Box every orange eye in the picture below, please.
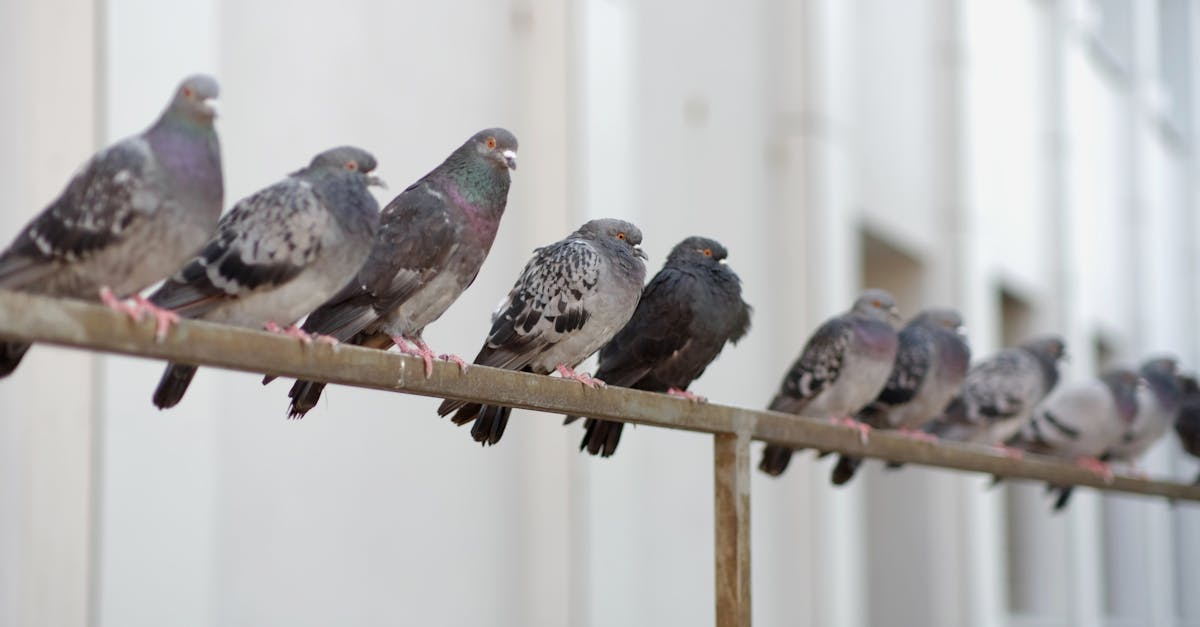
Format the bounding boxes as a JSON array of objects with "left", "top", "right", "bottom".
[
  {"left": 703, "top": 248, "right": 713, "bottom": 257},
  {"left": 486, "top": 136, "right": 497, "bottom": 149},
  {"left": 345, "top": 161, "right": 358, "bottom": 171},
  {"left": 616, "top": 232, "right": 626, "bottom": 240},
  {"left": 182, "top": 86, "right": 193, "bottom": 98},
  {"left": 872, "top": 300, "right": 881, "bottom": 307}
]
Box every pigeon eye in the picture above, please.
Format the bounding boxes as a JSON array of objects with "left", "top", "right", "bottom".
[
  {"left": 486, "top": 136, "right": 497, "bottom": 149},
  {"left": 182, "top": 86, "right": 193, "bottom": 98},
  {"left": 703, "top": 248, "right": 713, "bottom": 257},
  {"left": 872, "top": 300, "right": 881, "bottom": 307},
  {"left": 616, "top": 232, "right": 626, "bottom": 241},
  {"left": 345, "top": 161, "right": 358, "bottom": 171}
]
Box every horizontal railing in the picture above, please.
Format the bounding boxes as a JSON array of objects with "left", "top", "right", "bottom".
[{"left": 1, "top": 289, "right": 1197, "bottom": 626}]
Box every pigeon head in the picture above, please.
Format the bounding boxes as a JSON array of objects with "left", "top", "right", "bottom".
[
  {"left": 166, "top": 74, "right": 219, "bottom": 124},
  {"left": 1140, "top": 357, "right": 1184, "bottom": 408},
  {"left": 1019, "top": 335, "right": 1066, "bottom": 362},
  {"left": 577, "top": 218, "right": 646, "bottom": 260},
  {"left": 911, "top": 308, "right": 965, "bottom": 336},
  {"left": 305, "top": 146, "right": 384, "bottom": 186},
  {"left": 851, "top": 288, "right": 901, "bottom": 325},
  {"left": 667, "top": 236, "right": 729, "bottom": 264},
  {"left": 1101, "top": 367, "right": 1142, "bottom": 423},
  {"left": 467, "top": 128, "right": 519, "bottom": 171}
]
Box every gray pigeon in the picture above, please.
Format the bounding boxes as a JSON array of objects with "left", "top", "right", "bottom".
[
  {"left": 924, "top": 335, "right": 1066, "bottom": 449},
  {"left": 1173, "top": 374, "right": 1200, "bottom": 484},
  {"left": 1106, "top": 357, "right": 1184, "bottom": 463},
  {"left": 0, "top": 75, "right": 223, "bottom": 376},
  {"left": 1010, "top": 368, "right": 1140, "bottom": 510},
  {"left": 150, "top": 146, "right": 381, "bottom": 408},
  {"left": 563, "top": 236, "right": 752, "bottom": 457},
  {"left": 437, "top": 218, "right": 647, "bottom": 445},
  {"left": 275, "top": 129, "right": 518, "bottom": 419},
  {"left": 758, "top": 289, "right": 901, "bottom": 477},
  {"left": 830, "top": 308, "right": 970, "bottom": 485}
]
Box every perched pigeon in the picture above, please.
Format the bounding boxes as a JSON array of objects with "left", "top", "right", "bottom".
[
  {"left": 150, "top": 146, "right": 381, "bottom": 408},
  {"left": 1106, "top": 357, "right": 1184, "bottom": 463},
  {"left": 830, "top": 308, "right": 970, "bottom": 485},
  {"left": 758, "top": 289, "right": 901, "bottom": 477},
  {"left": 1173, "top": 374, "right": 1200, "bottom": 484},
  {"left": 563, "top": 236, "right": 752, "bottom": 457},
  {"left": 275, "top": 128, "right": 518, "bottom": 419},
  {"left": 924, "top": 335, "right": 1066, "bottom": 449},
  {"left": 1010, "top": 368, "right": 1140, "bottom": 510},
  {"left": 0, "top": 75, "right": 223, "bottom": 377},
  {"left": 437, "top": 218, "right": 647, "bottom": 445}
]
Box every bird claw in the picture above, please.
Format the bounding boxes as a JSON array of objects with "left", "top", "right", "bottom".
[
  {"left": 265, "top": 321, "right": 316, "bottom": 344},
  {"left": 667, "top": 387, "right": 706, "bottom": 403},
  {"left": 830, "top": 416, "right": 871, "bottom": 445},
  {"left": 556, "top": 364, "right": 604, "bottom": 388},
  {"left": 1076, "top": 457, "right": 1115, "bottom": 484},
  {"left": 439, "top": 353, "right": 469, "bottom": 374},
  {"left": 99, "top": 286, "right": 142, "bottom": 321},
  {"left": 391, "top": 337, "right": 436, "bottom": 378},
  {"left": 995, "top": 446, "right": 1025, "bottom": 461},
  {"left": 131, "top": 295, "right": 180, "bottom": 342},
  {"left": 898, "top": 427, "right": 938, "bottom": 444}
]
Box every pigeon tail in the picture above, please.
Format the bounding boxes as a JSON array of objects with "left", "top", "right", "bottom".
[
  {"left": 1052, "top": 486, "right": 1074, "bottom": 512},
  {"left": 831, "top": 454, "right": 862, "bottom": 485},
  {"left": 153, "top": 363, "right": 198, "bottom": 409},
  {"left": 287, "top": 380, "right": 328, "bottom": 419},
  {"left": 759, "top": 444, "right": 794, "bottom": 476},
  {"left": 0, "top": 341, "right": 31, "bottom": 378},
  {"left": 468, "top": 404, "right": 512, "bottom": 445},
  {"left": 580, "top": 418, "right": 625, "bottom": 457}
]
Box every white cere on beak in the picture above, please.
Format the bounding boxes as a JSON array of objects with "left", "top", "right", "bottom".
[{"left": 502, "top": 149, "right": 518, "bottom": 170}]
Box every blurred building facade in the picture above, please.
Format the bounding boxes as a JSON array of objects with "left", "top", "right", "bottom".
[{"left": 1, "top": 0, "right": 1198, "bottom": 626}]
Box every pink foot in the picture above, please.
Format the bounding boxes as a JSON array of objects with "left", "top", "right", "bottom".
[
  {"left": 898, "top": 427, "right": 939, "bottom": 444},
  {"left": 439, "top": 353, "right": 469, "bottom": 374},
  {"left": 313, "top": 334, "right": 339, "bottom": 345},
  {"left": 994, "top": 445, "right": 1025, "bottom": 461},
  {"left": 830, "top": 416, "right": 871, "bottom": 445},
  {"left": 98, "top": 286, "right": 141, "bottom": 321},
  {"left": 556, "top": 363, "right": 605, "bottom": 388},
  {"left": 265, "top": 321, "right": 315, "bottom": 344},
  {"left": 667, "top": 387, "right": 707, "bottom": 403},
  {"left": 1076, "top": 457, "right": 1114, "bottom": 484},
  {"left": 131, "top": 295, "right": 180, "bottom": 342},
  {"left": 390, "top": 336, "right": 435, "bottom": 378}
]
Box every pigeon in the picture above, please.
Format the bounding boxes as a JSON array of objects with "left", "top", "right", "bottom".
[
  {"left": 1173, "top": 374, "right": 1200, "bottom": 484},
  {"left": 830, "top": 308, "right": 970, "bottom": 485},
  {"left": 0, "top": 74, "right": 223, "bottom": 377},
  {"left": 1106, "top": 357, "right": 1185, "bottom": 463},
  {"left": 437, "top": 218, "right": 647, "bottom": 446},
  {"left": 1010, "top": 368, "right": 1140, "bottom": 510},
  {"left": 562, "top": 236, "right": 752, "bottom": 457},
  {"left": 758, "top": 288, "right": 901, "bottom": 477},
  {"left": 275, "top": 128, "right": 518, "bottom": 419},
  {"left": 149, "top": 146, "right": 381, "bottom": 409},
  {"left": 923, "top": 335, "right": 1066, "bottom": 450}
]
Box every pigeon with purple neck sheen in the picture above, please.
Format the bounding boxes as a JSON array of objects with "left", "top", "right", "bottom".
[
  {"left": 1173, "top": 374, "right": 1200, "bottom": 484},
  {"left": 1105, "top": 357, "right": 1185, "bottom": 464},
  {"left": 273, "top": 129, "right": 518, "bottom": 419},
  {"left": 758, "top": 289, "right": 901, "bottom": 477},
  {"left": 149, "top": 146, "right": 381, "bottom": 409},
  {"left": 0, "top": 74, "right": 223, "bottom": 377},
  {"left": 830, "top": 308, "right": 970, "bottom": 485},
  {"left": 563, "top": 236, "right": 752, "bottom": 457},
  {"left": 924, "top": 335, "right": 1066, "bottom": 449},
  {"left": 437, "top": 218, "right": 647, "bottom": 446}
]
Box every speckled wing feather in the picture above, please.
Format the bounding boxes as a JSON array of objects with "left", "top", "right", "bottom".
[
  {"left": 150, "top": 178, "right": 330, "bottom": 316},
  {"left": 768, "top": 318, "right": 852, "bottom": 415},
  {"left": 300, "top": 182, "right": 459, "bottom": 340},
  {"left": 964, "top": 352, "right": 1033, "bottom": 422},
  {"left": 0, "top": 140, "right": 163, "bottom": 288}
]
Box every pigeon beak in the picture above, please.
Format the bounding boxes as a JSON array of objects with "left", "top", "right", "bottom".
[
  {"left": 367, "top": 175, "right": 388, "bottom": 189},
  {"left": 956, "top": 324, "right": 968, "bottom": 337},
  {"left": 888, "top": 305, "right": 902, "bottom": 322},
  {"left": 502, "top": 150, "right": 518, "bottom": 170},
  {"left": 633, "top": 246, "right": 647, "bottom": 260}
]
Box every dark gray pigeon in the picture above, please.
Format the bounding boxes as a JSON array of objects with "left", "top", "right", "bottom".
[
  {"left": 830, "top": 308, "right": 970, "bottom": 485},
  {"left": 274, "top": 128, "right": 518, "bottom": 419},
  {"left": 1106, "top": 357, "right": 1184, "bottom": 463},
  {"left": 1010, "top": 368, "right": 1140, "bottom": 510},
  {"left": 758, "top": 288, "right": 901, "bottom": 477},
  {"left": 562, "top": 236, "right": 752, "bottom": 457},
  {"left": 150, "top": 146, "right": 381, "bottom": 408},
  {"left": 1173, "top": 374, "right": 1200, "bottom": 484},
  {"left": 437, "top": 218, "right": 647, "bottom": 445},
  {"left": 924, "top": 335, "right": 1065, "bottom": 450},
  {"left": 0, "top": 75, "right": 223, "bottom": 376}
]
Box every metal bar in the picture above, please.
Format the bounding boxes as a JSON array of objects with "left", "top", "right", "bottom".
[
  {"left": 1, "top": 289, "right": 1199, "bottom": 502},
  {"left": 714, "top": 431, "right": 752, "bottom": 627}
]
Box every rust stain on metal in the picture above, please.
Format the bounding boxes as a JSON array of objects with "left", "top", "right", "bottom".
[{"left": 714, "top": 431, "right": 752, "bottom": 627}]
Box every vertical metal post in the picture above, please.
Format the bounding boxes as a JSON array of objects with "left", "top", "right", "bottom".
[{"left": 714, "top": 431, "right": 752, "bottom": 627}]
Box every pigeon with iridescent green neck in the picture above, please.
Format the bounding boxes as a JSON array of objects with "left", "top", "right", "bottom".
[
  {"left": 0, "top": 74, "right": 223, "bottom": 377},
  {"left": 276, "top": 128, "right": 518, "bottom": 419}
]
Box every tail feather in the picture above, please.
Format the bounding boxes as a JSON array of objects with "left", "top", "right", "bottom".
[
  {"left": 287, "top": 380, "right": 327, "bottom": 419},
  {"left": 470, "top": 405, "right": 512, "bottom": 445},
  {"left": 831, "top": 455, "right": 862, "bottom": 485},
  {"left": 1052, "top": 486, "right": 1074, "bottom": 512},
  {"left": 759, "top": 444, "right": 794, "bottom": 476},
  {"left": 0, "top": 341, "right": 31, "bottom": 378},
  {"left": 580, "top": 418, "right": 625, "bottom": 457},
  {"left": 153, "top": 363, "right": 198, "bottom": 409}
]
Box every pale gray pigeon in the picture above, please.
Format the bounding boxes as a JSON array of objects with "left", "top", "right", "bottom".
[
  {"left": 924, "top": 335, "right": 1066, "bottom": 449},
  {"left": 758, "top": 288, "right": 901, "bottom": 477},
  {"left": 1173, "top": 374, "right": 1200, "bottom": 484},
  {"left": 830, "top": 308, "right": 970, "bottom": 485},
  {"left": 1106, "top": 357, "right": 1184, "bottom": 463},
  {"left": 0, "top": 74, "right": 223, "bottom": 376},
  {"left": 563, "top": 236, "right": 752, "bottom": 457},
  {"left": 437, "top": 218, "right": 647, "bottom": 445},
  {"left": 150, "top": 146, "right": 381, "bottom": 408},
  {"left": 275, "top": 128, "right": 518, "bottom": 419}
]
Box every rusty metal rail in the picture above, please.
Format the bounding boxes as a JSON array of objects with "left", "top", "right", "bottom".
[{"left": 2, "top": 289, "right": 1199, "bottom": 627}]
